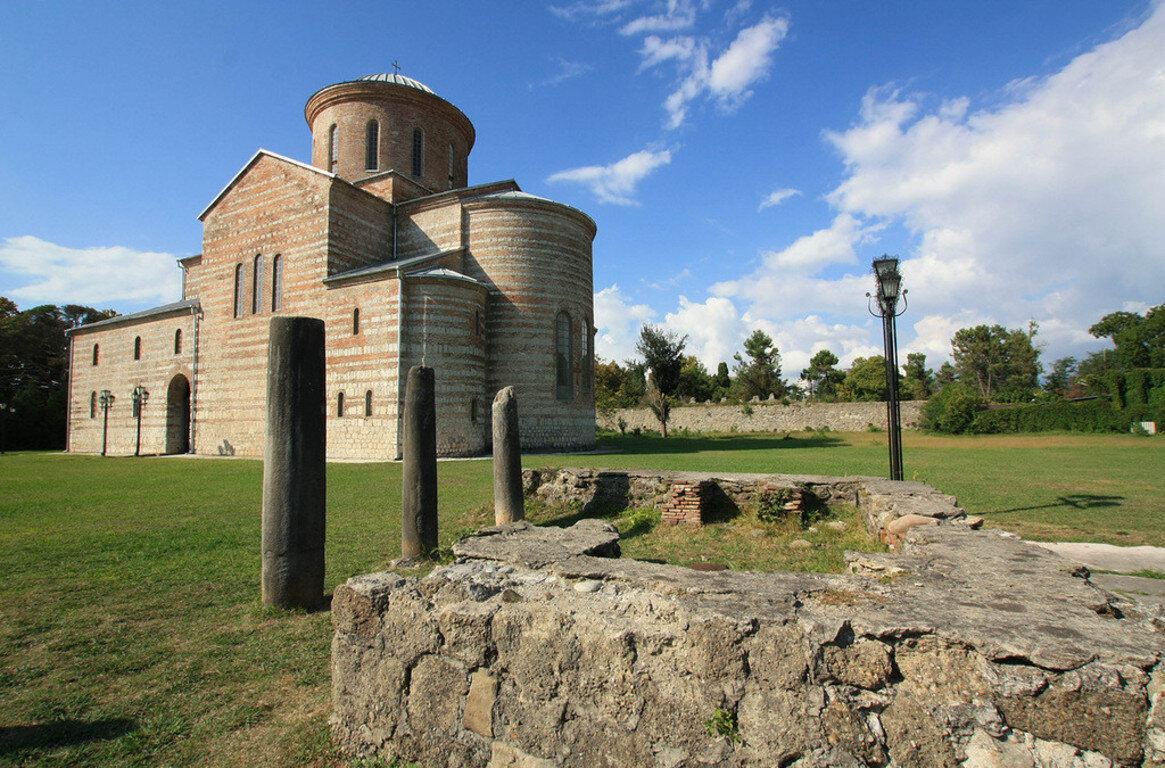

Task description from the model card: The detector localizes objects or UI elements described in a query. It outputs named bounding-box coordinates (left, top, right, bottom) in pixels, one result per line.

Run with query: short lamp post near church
left=868, top=256, right=907, bottom=481
left=99, top=390, right=115, bottom=456
left=131, top=385, right=149, bottom=457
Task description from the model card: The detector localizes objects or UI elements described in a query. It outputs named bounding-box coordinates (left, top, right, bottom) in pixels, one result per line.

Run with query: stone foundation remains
left=331, top=472, right=1165, bottom=767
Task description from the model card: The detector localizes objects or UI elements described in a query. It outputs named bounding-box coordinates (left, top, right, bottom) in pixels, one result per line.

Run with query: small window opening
left=365, top=121, right=379, bottom=171
left=364, top=390, right=373, bottom=417
left=448, top=144, right=455, bottom=188
left=556, top=311, right=573, bottom=401
left=328, top=124, right=338, bottom=173
left=233, top=263, right=245, bottom=318
left=90, top=391, right=97, bottom=419
left=353, top=307, right=360, bottom=335
left=337, top=392, right=345, bottom=418
left=252, top=254, right=264, bottom=314
left=174, top=328, right=182, bottom=355
left=133, top=336, right=142, bottom=360
left=470, top=398, right=478, bottom=423
left=271, top=254, right=283, bottom=311
left=92, top=343, right=99, bottom=366
left=412, top=128, right=424, bottom=177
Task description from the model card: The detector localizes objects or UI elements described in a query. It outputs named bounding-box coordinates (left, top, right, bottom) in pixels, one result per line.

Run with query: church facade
left=66, top=73, right=597, bottom=459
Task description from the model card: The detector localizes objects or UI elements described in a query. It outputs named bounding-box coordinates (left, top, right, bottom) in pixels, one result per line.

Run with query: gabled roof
left=66, top=299, right=200, bottom=335
left=198, top=150, right=335, bottom=221
left=404, top=266, right=485, bottom=287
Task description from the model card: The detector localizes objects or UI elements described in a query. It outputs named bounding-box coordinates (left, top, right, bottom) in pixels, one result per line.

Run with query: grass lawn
left=0, top=430, right=1160, bottom=766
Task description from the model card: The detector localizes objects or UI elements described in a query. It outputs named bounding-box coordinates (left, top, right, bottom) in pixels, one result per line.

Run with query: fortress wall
left=599, top=399, right=926, bottom=434
left=464, top=199, right=596, bottom=452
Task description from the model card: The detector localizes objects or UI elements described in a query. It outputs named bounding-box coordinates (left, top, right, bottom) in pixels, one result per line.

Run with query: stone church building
left=67, top=73, right=597, bottom=459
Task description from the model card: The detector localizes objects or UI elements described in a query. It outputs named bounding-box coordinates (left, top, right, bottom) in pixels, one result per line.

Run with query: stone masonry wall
left=332, top=475, right=1165, bottom=768
left=599, top=400, right=925, bottom=434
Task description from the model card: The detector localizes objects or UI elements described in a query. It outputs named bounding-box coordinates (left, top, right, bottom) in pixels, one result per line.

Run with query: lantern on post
left=867, top=256, right=907, bottom=481
left=99, top=390, right=115, bottom=456
left=131, top=385, right=149, bottom=457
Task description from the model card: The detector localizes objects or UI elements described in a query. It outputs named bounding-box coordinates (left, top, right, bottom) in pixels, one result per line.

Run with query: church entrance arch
left=165, top=374, right=191, bottom=454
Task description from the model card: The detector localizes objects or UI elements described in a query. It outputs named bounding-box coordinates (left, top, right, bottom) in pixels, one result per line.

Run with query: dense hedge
left=1104, top=368, right=1165, bottom=410
left=970, top=398, right=1133, bottom=434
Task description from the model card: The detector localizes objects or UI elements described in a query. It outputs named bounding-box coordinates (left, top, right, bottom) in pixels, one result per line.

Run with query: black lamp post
left=868, top=256, right=907, bottom=481
left=132, top=385, right=149, bottom=457
left=99, top=390, right=114, bottom=456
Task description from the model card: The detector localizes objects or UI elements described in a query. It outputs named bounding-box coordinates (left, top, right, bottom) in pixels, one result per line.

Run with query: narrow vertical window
left=233, top=263, right=244, bottom=318
left=412, top=128, right=424, bottom=177
left=337, top=392, right=345, bottom=418
left=448, top=144, right=455, bottom=188
left=90, top=391, right=97, bottom=419
left=365, top=120, right=379, bottom=171
left=328, top=124, right=338, bottom=173
left=174, top=328, right=182, bottom=355
left=556, top=311, right=573, bottom=401
left=582, top=317, right=593, bottom=392
left=364, top=390, right=373, bottom=417
left=271, top=254, right=283, bottom=311
left=252, top=254, right=264, bottom=314
left=470, top=398, right=478, bottom=423
left=353, top=307, right=360, bottom=335
left=92, top=343, right=99, bottom=366
left=133, top=336, right=141, bottom=360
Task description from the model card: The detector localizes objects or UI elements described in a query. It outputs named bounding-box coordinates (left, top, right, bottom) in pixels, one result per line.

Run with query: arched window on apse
left=90, top=391, right=97, bottom=419
left=133, top=336, right=141, bottom=360
left=328, top=124, right=339, bottom=173
left=364, top=390, right=373, bottom=417
left=337, top=391, right=345, bottom=418
left=174, top=328, right=182, bottom=355
left=353, top=307, right=360, bottom=335
left=92, top=343, right=99, bottom=366
left=556, top=311, right=573, bottom=401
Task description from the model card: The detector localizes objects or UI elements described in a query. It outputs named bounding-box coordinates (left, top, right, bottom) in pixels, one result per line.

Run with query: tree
left=842, top=356, right=890, bottom=401
left=0, top=299, right=115, bottom=450
left=901, top=353, right=934, bottom=400
left=731, top=329, right=784, bottom=401
left=1043, top=357, right=1078, bottom=399
left=935, top=361, right=957, bottom=391
left=714, top=361, right=731, bottom=399
left=635, top=325, right=687, bottom=437
left=950, top=323, right=1042, bottom=401
left=1090, top=303, right=1165, bottom=369
left=801, top=349, right=843, bottom=399
left=676, top=356, right=714, bottom=402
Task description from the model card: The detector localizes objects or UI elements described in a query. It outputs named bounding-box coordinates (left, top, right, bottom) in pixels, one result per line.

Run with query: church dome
left=354, top=73, right=436, bottom=95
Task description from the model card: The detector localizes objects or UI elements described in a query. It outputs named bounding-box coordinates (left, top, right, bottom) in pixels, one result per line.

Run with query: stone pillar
left=402, top=365, right=438, bottom=560
left=492, top=386, right=524, bottom=524
left=261, top=317, right=326, bottom=609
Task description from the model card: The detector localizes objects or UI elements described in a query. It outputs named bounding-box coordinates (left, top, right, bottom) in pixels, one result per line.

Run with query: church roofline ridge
left=67, top=299, right=201, bottom=335
left=462, top=186, right=597, bottom=237
left=198, top=149, right=336, bottom=221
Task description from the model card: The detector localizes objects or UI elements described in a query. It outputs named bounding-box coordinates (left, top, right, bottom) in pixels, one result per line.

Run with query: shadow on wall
left=596, top=432, right=845, bottom=456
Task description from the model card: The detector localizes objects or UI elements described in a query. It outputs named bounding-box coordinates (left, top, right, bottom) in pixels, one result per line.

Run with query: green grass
left=0, top=429, right=1161, bottom=766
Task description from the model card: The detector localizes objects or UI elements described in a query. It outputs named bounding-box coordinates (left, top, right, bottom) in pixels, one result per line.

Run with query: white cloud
left=620, top=0, right=699, bottom=35
left=548, top=147, right=673, bottom=205
left=663, top=295, right=745, bottom=366
left=594, top=284, right=656, bottom=362
left=0, top=236, right=181, bottom=308
left=537, top=57, right=593, bottom=87
left=758, top=187, right=800, bottom=211
left=549, top=0, right=635, bottom=22
left=639, top=35, right=698, bottom=70
left=664, top=15, right=788, bottom=128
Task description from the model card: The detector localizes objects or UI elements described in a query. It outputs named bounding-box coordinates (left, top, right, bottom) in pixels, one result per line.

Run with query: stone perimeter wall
left=598, top=400, right=925, bottom=434
left=331, top=473, right=1165, bottom=768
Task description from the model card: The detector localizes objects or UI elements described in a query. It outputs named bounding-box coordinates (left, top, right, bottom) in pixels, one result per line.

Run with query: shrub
left=970, top=398, right=1130, bottom=434
left=920, top=383, right=984, bottom=434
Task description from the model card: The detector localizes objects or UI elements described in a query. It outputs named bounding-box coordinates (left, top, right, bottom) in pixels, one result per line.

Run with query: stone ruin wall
left=597, top=400, right=925, bottom=435
left=331, top=471, right=1165, bottom=768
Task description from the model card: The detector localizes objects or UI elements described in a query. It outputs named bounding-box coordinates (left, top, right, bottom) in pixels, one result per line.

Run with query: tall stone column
left=492, top=386, right=524, bottom=524
left=401, top=365, right=438, bottom=560
left=262, top=317, right=326, bottom=609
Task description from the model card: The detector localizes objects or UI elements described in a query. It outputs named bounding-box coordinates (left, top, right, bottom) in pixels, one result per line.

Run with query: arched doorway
left=165, top=375, right=191, bottom=454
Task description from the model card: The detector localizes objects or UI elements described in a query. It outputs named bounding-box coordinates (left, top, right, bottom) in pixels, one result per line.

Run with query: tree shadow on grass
left=993, top=493, right=1124, bottom=515
left=0, top=718, right=137, bottom=756
left=597, top=432, right=845, bottom=457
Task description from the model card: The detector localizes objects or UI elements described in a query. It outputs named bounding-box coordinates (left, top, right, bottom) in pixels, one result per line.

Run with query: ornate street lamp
left=131, top=385, right=149, bottom=457
left=867, top=256, right=907, bottom=481
left=99, top=390, right=115, bottom=456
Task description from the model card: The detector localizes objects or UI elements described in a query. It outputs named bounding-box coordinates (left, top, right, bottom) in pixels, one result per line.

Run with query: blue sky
left=2, top=0, right=1162, bottom=381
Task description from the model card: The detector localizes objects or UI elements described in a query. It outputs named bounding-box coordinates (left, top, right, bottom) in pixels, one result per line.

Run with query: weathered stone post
left=492, top=386, right=524, bottom=524
left=401, top=365, right=438, bottom=560
left=261, top=317, right=326, bottom=609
